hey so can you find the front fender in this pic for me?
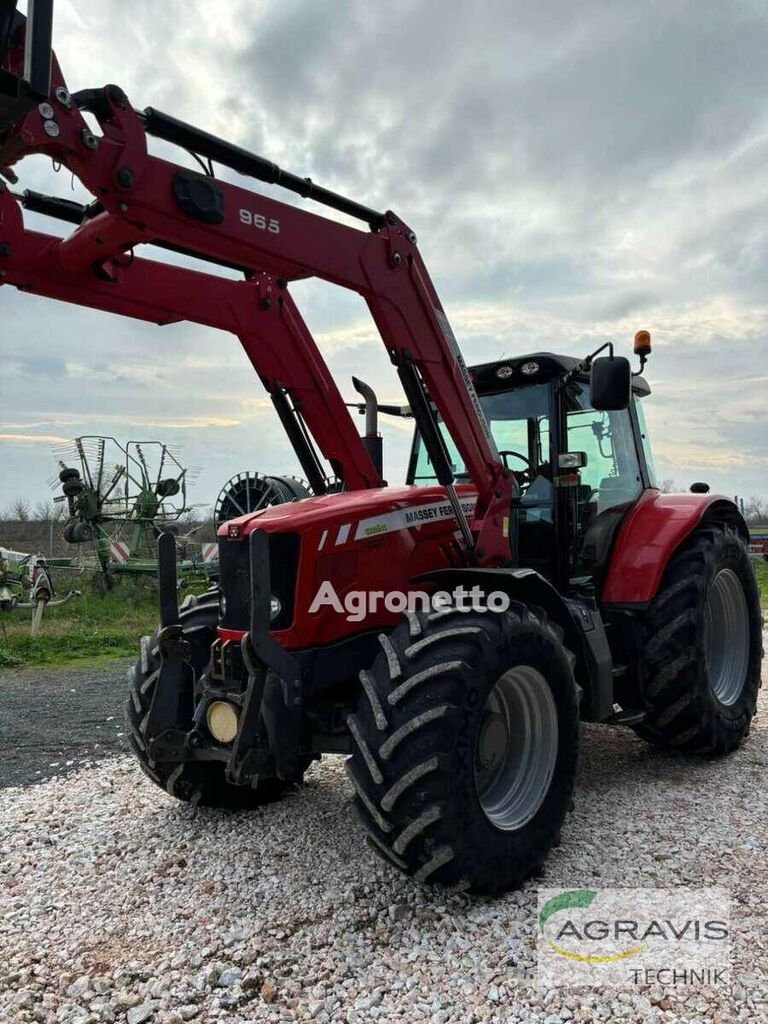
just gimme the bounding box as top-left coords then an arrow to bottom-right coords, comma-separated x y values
412,566 -> 614,721
601,490 -> 748,605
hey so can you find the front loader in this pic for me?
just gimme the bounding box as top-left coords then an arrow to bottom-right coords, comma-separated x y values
0,2 -> 761,893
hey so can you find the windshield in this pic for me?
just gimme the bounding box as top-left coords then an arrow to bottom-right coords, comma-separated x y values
411,383 -> 551,483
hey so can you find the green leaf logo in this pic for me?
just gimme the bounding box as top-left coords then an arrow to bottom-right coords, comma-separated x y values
539,889 -> 597,931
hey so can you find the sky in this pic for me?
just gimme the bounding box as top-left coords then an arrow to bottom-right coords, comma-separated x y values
1,0 -> 767,512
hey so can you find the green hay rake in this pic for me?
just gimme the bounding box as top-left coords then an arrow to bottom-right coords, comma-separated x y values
53,436 -> 212,590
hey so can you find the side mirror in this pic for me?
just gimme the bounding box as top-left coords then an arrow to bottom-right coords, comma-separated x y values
690,482 -> 710,494
558,452 -> 588,469
591,356 -> 631,411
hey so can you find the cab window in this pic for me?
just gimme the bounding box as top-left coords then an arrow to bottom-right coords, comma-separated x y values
411,383 -> 552,491
634,397 -> 658,488
564,384 -> 643,579
566,406 -> 642,513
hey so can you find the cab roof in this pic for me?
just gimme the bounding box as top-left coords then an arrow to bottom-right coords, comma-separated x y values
469,351 -> 651,397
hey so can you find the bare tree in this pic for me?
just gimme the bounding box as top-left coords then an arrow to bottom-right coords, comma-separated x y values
33,499 -> 65,522
9,497 -> 31,521
658,478 -> 676,494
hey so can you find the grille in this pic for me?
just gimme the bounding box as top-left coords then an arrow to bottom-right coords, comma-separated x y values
217,531 -> 300,631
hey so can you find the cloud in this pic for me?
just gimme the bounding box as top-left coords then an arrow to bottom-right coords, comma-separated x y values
0,433 -> 70,444
653,445 -> 768,472
2,0 -> 767,506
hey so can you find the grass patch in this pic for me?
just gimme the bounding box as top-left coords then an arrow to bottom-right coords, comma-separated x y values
753,558 -> 768,610
0,579 -> 160,669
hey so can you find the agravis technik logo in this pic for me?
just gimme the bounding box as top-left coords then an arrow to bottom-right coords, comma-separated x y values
537,887 -> 731,991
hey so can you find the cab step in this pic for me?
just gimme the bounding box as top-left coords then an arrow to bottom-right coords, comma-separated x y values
606,707 -> 646,726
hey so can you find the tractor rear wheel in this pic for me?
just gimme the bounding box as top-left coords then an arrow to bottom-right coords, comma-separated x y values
125,592 -> 303,807
634,523 -> 762,756
346,603 -> 579,893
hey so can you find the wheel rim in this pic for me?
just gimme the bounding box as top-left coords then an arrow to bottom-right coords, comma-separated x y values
474,666 -> 559,831
704,568 -> 750,706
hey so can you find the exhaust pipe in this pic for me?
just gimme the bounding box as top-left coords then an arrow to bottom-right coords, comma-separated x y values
352,377 -> 383,481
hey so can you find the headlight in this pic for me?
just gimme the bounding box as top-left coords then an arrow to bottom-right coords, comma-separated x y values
270,595 -> 282,622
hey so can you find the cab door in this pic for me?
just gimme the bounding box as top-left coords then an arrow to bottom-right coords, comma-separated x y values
556,382 -> 646,588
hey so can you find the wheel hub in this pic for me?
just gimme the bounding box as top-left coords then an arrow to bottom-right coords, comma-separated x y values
474,665 -> 559,832
477,714 -> 508,772
704,567 -> 750,706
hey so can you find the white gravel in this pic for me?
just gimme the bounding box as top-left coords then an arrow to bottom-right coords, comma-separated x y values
1,649 -> 766,1024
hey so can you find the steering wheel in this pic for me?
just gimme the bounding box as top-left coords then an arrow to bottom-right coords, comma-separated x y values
498,450 -> 531,485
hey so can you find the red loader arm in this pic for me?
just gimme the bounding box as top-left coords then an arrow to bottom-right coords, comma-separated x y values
0,10 -> 513,562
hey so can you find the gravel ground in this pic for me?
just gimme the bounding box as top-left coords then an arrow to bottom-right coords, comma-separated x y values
0,645 -> 765,1024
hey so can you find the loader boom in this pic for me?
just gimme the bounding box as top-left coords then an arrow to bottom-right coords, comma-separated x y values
0,7 -> 512,561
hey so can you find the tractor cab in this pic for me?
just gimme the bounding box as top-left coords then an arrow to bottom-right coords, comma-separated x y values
407,352 -> 656,593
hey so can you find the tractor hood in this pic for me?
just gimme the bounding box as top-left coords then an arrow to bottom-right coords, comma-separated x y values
217,483 -> 478,539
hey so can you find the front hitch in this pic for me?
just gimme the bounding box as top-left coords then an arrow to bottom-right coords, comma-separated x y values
225,529 -> 303,784
144,530 -> 305,784
144,533 -> 195,756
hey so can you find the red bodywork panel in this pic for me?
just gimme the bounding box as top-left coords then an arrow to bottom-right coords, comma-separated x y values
602,489 -> 737,604
217,484 -> 477,649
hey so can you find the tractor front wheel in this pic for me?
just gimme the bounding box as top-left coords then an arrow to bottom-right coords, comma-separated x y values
347,603 -> 579,893
635,523 -> 762,755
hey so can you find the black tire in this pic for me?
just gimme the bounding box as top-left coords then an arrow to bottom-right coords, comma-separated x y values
125,591 -> 303,807
72,522 -> 94,543
156,477 -> 181,498
634,523 -> 762,756
346,603 -> 579,894
62,479 -> 84,497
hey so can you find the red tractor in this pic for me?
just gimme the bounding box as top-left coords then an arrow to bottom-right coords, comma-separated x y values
1,3 -> 762,893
